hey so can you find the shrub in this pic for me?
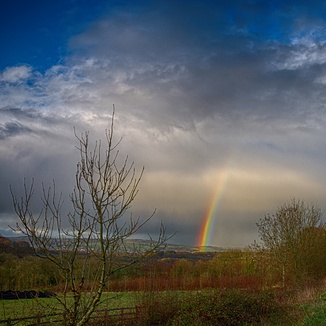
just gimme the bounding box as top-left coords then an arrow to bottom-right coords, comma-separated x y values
139,291 -> 186,325
138,289 -> 298,326
174,290 -> 281,325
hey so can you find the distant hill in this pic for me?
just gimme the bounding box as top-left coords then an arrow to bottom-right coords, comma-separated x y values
7,235 -> 225,254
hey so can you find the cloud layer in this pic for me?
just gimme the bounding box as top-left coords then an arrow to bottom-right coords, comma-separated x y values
1,1 -> 326,246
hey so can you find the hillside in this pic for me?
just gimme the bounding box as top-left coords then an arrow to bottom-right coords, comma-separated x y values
7,235 -> 225,254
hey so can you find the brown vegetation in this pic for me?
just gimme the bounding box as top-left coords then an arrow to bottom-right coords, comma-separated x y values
0,241 -> 324,293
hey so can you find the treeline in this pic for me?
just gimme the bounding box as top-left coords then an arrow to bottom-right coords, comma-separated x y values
0,236 -> 33,257
1,243 -> 325,292
1,199 -> 326,293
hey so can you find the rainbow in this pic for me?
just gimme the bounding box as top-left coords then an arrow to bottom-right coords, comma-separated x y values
197,170 -> 230,251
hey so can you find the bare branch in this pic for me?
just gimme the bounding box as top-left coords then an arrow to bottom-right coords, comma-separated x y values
10,108 -> 169,326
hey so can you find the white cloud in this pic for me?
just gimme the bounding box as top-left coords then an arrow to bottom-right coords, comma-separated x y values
272,38 -> 326,70
0,65 -> 32,83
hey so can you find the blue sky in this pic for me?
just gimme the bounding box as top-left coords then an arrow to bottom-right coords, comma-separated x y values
1,0 -> 326,247
0,0 -> 112,70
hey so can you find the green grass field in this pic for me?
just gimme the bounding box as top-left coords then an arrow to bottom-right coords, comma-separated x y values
0,292 -> 142,322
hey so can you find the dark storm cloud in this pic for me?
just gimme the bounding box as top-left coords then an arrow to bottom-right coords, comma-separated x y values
1,107 -> 44,119
0,105 -> 84,232
69,0 -> 326,132
0,106 -> 81,142
0,121 -> 32,140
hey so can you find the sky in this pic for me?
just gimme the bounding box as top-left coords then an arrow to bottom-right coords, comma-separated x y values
1,0 -> 326,248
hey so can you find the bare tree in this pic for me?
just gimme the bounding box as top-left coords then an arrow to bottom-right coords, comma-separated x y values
11,109 -> 168,326
254,198 -> 325,286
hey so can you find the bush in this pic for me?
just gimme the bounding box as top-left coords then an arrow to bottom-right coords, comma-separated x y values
176,290 -> 289,325
138,289 -> 297,326
139,291 -> 186,325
